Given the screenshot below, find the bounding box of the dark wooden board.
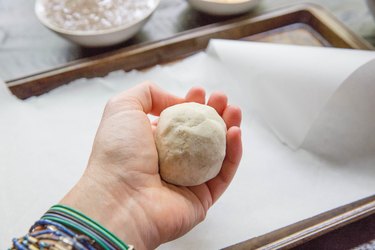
[6,3,372,99]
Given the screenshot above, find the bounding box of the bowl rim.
[199,0,257,4]
[35,0,160,36]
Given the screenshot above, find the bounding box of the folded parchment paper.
[208,40,375,149]
[1,40,375,249]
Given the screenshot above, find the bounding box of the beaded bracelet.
[11,205,134,250]
[44,205,133,250]
[11,219,97,250]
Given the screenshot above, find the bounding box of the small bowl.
[35,0,159,47]
[188,0,260,16]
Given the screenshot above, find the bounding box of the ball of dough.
[155,102,227,186]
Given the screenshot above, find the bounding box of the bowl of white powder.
[35,0,159,47]
[188,0,260,16]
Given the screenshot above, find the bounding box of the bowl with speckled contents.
[188,0,260,16]
[35,0,159,47]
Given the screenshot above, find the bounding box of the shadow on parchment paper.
[300,60,375,167]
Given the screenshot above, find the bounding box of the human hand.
[61,82,242,249]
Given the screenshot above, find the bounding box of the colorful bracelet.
[11,219,97,250]
[10,204,134,250]
[42,205,134,250]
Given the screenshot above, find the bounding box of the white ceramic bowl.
[35,0,159,47]
[188,0,260,16]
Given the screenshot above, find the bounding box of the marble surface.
[0,0,374,81]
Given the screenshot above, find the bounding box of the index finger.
[106,82,184,116]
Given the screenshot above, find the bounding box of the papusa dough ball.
[155,102,227,186]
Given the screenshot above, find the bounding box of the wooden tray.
[224,195,375,249]
[6,3,375,248]
[6,3,372,99]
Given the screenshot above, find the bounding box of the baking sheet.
[1,40,375,249]
[7,4,374,100]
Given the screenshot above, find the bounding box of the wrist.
[60,171,158,250]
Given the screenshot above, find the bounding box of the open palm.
[62,82,242,250]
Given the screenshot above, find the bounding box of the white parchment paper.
[1,40,375,249]
[208,40,375,148]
